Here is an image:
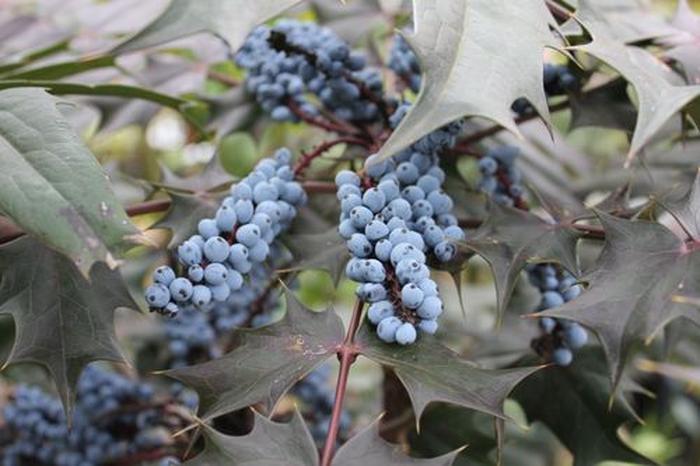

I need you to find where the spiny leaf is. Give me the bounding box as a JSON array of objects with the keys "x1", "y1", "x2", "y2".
[
  {"x1": 512, "y1": 349, "x2": 653, "y2": 466},
  {"x1": 538, "y1": 211, "x2": 700, "y2": 389},
  {"x1": 283, "y1": 227, "x2": 350, "y2": 285},
  {"x1": 166, "y1": 291, "x2": 344, "y2": 420},
  {"x1": 662, "y1": 0, "x2": 700, "y2": 84},
  {"x1": 575, "y1": 0, "x2": 700, "y2": 159},
  {"x1": 375, "y1": 0, "x2": 558, "y2": 161},
  {"x1": 0, "y1": 237, "x2": 138, "y2": 416},
  {"x1": 0, "y1": 88, "x2": 141, "y2": 276},
  {"x1": 183, "y1": 411, "x2": 319, "y2": 466},
  {"x1": 357, "y1": 325, "x2": 541, "y2": 422},
  {"x1": 112, "y1": 0, "x2": 303, "y2": 54},
  {"x1": 153, "y1": 191, "x2": 221, "y2": 248},
  {"x1": 332, "y1": 418, "x2": 461, "y2": 466},
  {"x1": 461, "y1": 202, "x2": 580, "y2": 323}
]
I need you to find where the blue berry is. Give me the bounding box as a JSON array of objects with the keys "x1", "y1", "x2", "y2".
[
  {"x1": 395, "y1": 323, "x2": 417, "y2": 345},
  {"x1": 417, "y1": 296, "x2": 443, "y2": 319},
  {"x1": 192, "y1": 285, "x2": 212, "y2": 308},
  {"x1": 153, "y1": 266, "x2": 176, "y2": 286},
  {"x1": 215, "y1": 205, "x2": 238, "y2": 231},
  {"x1": 204, "y1": 237, "x2": 230, "y2": 262},
  {"x1": 552, "y1": 348, "x2": 573, "y2": 366},
  {"x1": 204, "y1": 263, "x2": 228, "y2": 285},
  {"x1": 198, "y1": 219, "x2": 219, "y2": 239},
  {"x1": 401, "y1": 284, "x2": 424, "y2": 309},
  {"x1": 236, "y1": 224, "x2": 262, "y2": 247},
  {"x1": 145, "y1": 284, "x2": 170, "y2": 308},
  {"x1": 169, "y1": 278, "x2": 194, "y2": 302},
  {"x1": 367, "y1": 301, "x2": 394, "y2": 324},
  {"x1": 377, "y1": 316, "x2": 402, "y2": 343},
  {"x1": 563, "y1": 324, "x2": 588, "y2": 349},
  {"x1": 177, "y1": 240, "x2": 202, "y2": 266}
]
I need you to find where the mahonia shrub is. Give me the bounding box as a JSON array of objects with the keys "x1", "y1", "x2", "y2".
[{"x1": 0, "y1": 1, "x2": 699, "y2": 465}]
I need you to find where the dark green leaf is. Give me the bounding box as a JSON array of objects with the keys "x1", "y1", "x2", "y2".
[
  {"x1": 112, "y1": 0, "x2": 303, "y2": 54},
  {"x1": 538, "y1": 211, "x2": 700, "y2": 388},
  {"x1": 333, "y1": 418, "x2": 460, "y2": 466},
  {"x1": 166, "y1": 291, "x2": 344, "y2": 420},
  {"x1": 0, "y1": 237, "x2": 137, "y2": 415},
  {"x1": 184, "y1": 411, "x2": 319, "y2": 466},
  {"x1": 0, "y1": 88, "x2": 141, "y2": 276},
  {"x1": 375, "y1": 0, "x2": 558, "y2": 160},
  {"x1": 283, "y1": 227, "x2": 350, "y2": 285},
  {"x1": 357, "y1": 325, "x2": 540, "y2": 421},
  {"x1": 512, "y1": 349, "x2": 652, "y2": 466},
  {"x1": 569, "y1": 79, "x2": 637, "y2": 132},
  {"x1": 153, "y1": 191, "x2": 221, "y2": 248},
  {"x1": 462, "y1": 202, "x2": 580, "y2": 322}
]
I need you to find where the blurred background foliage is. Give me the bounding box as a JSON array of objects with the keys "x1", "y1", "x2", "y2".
[{"x1": 1, "y1": 0, "x2": 699, "y2": 465}]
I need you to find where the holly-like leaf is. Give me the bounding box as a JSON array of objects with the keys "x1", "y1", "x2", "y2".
[
  {"x1": 112, "y1": 0, "x2": 303, "y2": 54},
  {"x1": 569, "y1": 79, "x2": 637, "y2": 132},
  {"x1": 0, "y1": 237, "x2": 138, "y2": 415},
  {"x1": 662, "y1": 0, "x2": 700, "y2": 85},
  {"x1": 283, "y1": 227, "x2": 350, "y2": 285},
  {"x1": 374, "y1": 0, "x2": 558, "y2": 161},
  {"x1": 153, "y1": 191, "x2": 221, "y2": 248},
  {"x1": 166, "y1": 291, "x2": 344, "y2": 420},
  {"x1": 538, "y1": 211, "x2": 700, "y2": 388},
  {"x1": 332, "y1": 418, "x2": 460, "y2": 466},
  {"x1": 357, "y1": 325, "x2": 541, "y2": 422},
  {"x1": 0, "y1": 88, "x2": 142, "y2": 276},
  {"x1": 183, "y1": 410, "x2": 319, "y2": 466},
  {"x1": 462, "y1": 202, "x2": 580, "y2": 322},
  {"x1": 512, "y1": 349, "x2": 652, "y2": 466},
  {"x1": 575, "y1": 0, "x2": 700, "y2": 158}
]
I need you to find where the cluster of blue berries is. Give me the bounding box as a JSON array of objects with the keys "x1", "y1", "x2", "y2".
[
  {"x1": 476, "y1": 146, "x2": 588, "y2": 365},
  {"x1": 144, "y1": 148, "x2": 306, "y2": 318},
  {"x1": 1, "y1": 366, "x2": 188, "y2": 466},
  {"x1": 236, "y1": 19, "x2": 383, "y2": 122},
  {"x1": 292, "y1": 366, "x2": 350, "y2": 447},
  {"x1": 527, "y1": 264, "x2": 588, "y2": 366},
  {"x1": 477, "y1": 145, "x2": 526, "y2": 208},
  {"x1": 164, "y1": 248, "x2": 287, "y2": 368},
  {"x1": 337, "y1": 106, "x2": 464, "y2": 345},
  {"x1": 512, "y1": 63, "x2": 579, "y2": 115},
  {"x1": 388, "y1": 34, "x2": 421, "y2": 93}
]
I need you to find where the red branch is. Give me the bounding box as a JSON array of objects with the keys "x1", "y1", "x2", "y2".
[
  {"x1": 293, "y1": 137, "x2": 371, "y2": 177},
  {"x1": 320, "y1": 298, "x2": 364, "y2": 466},
  {"x1": 287, "y1": 99, "x2": 363, "y2": 136}
]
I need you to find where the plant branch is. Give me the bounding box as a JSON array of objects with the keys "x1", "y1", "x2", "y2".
[
  {"x1": 320, "y1": 298, "x2": 364, "y2": 466},
  {"x1": 287, "y1": 98, "x2": 364, "y2": 137},
  {"x1": 294, "y1": 137, "x2": 371, "y2": 177}
]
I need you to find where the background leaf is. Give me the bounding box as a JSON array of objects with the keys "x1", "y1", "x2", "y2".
[
  {"x1": 0, "y1": 237, "x2": 138, "y2": 415},
  {"x1": 0, "y1": 88, "x2": 141, "y2": 276},
  {"x1": 112, "y1": 0, "x2": 303, "y2": 54}
]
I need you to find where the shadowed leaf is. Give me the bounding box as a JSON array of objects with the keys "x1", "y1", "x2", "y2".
[
  {"x1": 283, "y1": 227, "x2": 350, "y2": 285},
  {"x1": 166, "y1": 291, "x2": 344, "y2": 420},
  {"x1": 0, "y1": 237, "x2": 138, "y2": 416},
  {"x1": 512, "y1": 349, "x2": 653, "y2": 466},
  {"x1": 333, "y1": 418, "x2": 460, "y2": 466},
  {"x1": 0, "y1": 88, "x2": 141, "y2": 276},
  {"x1": 153, "y1": 191, "x2": 221, "y2": 248},
  {"x1": 462, "y1": 202, "x2": 580, "y2": 323},
  {"x1": 357, "y1": 325, "x2": 541, "y2": 422},
  {"x1": 184, "y1": 411, "x2": 319, "y2": 466},
  {"x1": 538, "y1": 210, "x2": 700, "y2": 389}
]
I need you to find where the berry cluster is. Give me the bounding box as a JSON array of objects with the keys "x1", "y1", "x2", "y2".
[
  {"x1": 477, "y1": 145, "x2": 526, "y2": 208},
  {"x1": 144, "y1": 148, "x2": 306, "y2": 317},
  {"x1": 527, "y1": 265, "x2": 588, "y2": 366},
  {"x1": 476, "y1": 146, "x2": 588, "y2": 365},
  {"x1": 337, "y1": 106, "x2": 464, "y2": 345},
  {"x1": 512, "y1": 63, "x2": 578, "y2": 115},
  {"x1": 164, "y1": 247, "x2": 288, "y2": 368},
  {"x1": 1, "y1": 366, "x2": 187, "y2": 466},
  {"x1": 236, "y1": 20, "x2": 383, "y2": 122},
  {"x1": 292, "y1": 366, "x2": 350, "y2": 447},
  {"x1": 388, "y1": 34, "x2": 421, "y2": 93}
]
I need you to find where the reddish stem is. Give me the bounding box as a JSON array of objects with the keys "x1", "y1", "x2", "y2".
[
  {"x1": 320, "y1": 298, "x2": 364, "y2": 466},
  {"x1": 293, "y1": 137, "x2": 371, "y2": 177},
  {"x1": 287, "y1": 99, "x2": 363, "y2": 136}
]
